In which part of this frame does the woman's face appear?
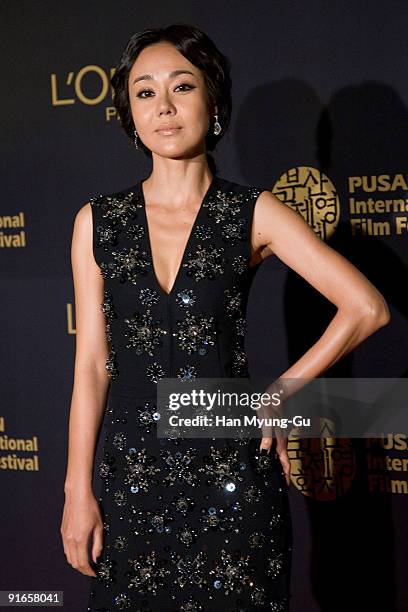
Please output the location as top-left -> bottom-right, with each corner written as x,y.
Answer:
128,41 -> 213,158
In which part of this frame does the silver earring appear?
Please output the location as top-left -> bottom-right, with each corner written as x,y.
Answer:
133,129 -> 139,150
213,114 -> 221,136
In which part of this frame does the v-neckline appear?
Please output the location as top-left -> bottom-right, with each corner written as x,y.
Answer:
138,174 -> 218,298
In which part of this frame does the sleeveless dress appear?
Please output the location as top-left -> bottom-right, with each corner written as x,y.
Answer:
87,175 -> 293,612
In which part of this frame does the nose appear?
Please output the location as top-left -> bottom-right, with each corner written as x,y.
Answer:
156,92 -> 176,116
158,105 -> 176,117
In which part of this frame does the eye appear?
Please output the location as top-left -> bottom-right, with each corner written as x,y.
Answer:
175,82 -> 195,92
136,83 -> 195,98
136,89 -> 153,98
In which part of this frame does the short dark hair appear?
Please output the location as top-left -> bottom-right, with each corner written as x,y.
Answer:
110,23 -> 232,160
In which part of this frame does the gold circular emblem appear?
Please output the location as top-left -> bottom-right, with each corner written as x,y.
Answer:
272,166 -> 340,240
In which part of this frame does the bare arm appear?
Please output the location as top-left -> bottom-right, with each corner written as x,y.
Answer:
253,191 -> 391,466
252,190 -> 390,382
64,202 -> 111,492
61,202 -> 110,576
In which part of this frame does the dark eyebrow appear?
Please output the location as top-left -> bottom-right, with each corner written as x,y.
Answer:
131,69 -> 195,85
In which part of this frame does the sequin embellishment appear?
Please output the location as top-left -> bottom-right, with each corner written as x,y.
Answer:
126,224 -> 145,241
146,362 -> 165,383
172,312 -> 216,355
199,446 -> 244,491
127,551 -> 170,593
221,218 -> 247,244
194,224 -> 213,241
176,289 -> 197,309
124,309 -> 167,356
101,290 -> 117,342
90,191 -> 141,226
232,254 -> 248,275
177,365 -> 198,381
209,549 -> 252,594
224,286 -> 243,318
100,246 -> 150,285
171,550 -> 208,589
124,448 -> 161,492
160,448 -> 200,486
182,245 -> 226,282
88,179 -> 292,612
139,287 -> 160,306
105,347 -> 119,380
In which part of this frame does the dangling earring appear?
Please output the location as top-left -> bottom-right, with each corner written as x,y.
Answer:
133,129 -> 139,150
213,114 -> 221,136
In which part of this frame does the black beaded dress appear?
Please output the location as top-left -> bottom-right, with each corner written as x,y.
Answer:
87,175 -> 293,612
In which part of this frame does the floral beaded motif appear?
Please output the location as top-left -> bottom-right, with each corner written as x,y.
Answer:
123,308 -> 167,356
124,447 -> 161,493
95,223 -> 120,251
182,244 -> 227,282
90,192 -> 141,255
199,446 -> 244,491
160,448 -> 200,486
202,186 -> 262,223
177,365 -> 198,381
221,218 -> 247,245
145,361 -> 165,383
210,548 -> 252,594
88,179 -> 292,612
171,550 -> 208,589
100,245 -> 150,285
172,312 -> 216,355
138,287 -> 160,306
90,191 -> 141,226
127,551 -> 169,593
125,223 -> 145,241
129,504 -> 174,536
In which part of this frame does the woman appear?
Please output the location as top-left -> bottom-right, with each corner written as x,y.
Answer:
61,24 -> 390,611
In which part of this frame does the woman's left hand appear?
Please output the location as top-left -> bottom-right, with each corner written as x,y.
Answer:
260,433 -> 291,487
258,379 -> 291,486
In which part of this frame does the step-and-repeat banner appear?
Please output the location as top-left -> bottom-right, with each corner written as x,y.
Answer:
1,1 -> 407,610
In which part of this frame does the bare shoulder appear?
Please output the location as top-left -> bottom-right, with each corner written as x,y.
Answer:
71,202 -> 96,268
74,201 -> 93,228
250,189 -> 311,262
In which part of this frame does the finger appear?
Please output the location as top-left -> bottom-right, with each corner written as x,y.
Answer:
260,437 -> 273,453
259,419 -> 274,451
67,540 -> 76,567
62,540 -> 72,566
92,524 -> 104,564
259,437 -> 273,452
70,541 -> 79,572
77,540 -> 97,577
61,523 -> 71,565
